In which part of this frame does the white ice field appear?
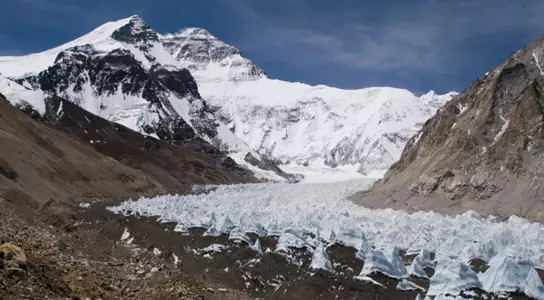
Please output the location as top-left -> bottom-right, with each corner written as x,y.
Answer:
108,179 -> 544,299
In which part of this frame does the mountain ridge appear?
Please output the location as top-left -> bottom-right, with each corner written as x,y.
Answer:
0,15 -> 455,181
157,20 -> 457,177
0,15 -> 293,182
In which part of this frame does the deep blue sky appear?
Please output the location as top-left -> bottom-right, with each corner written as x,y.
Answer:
1,0 -> 543,94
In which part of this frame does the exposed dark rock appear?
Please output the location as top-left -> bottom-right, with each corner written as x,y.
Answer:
0,159 -> 17,181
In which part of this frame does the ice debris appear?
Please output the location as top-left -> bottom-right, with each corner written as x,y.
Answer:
396,279 -> 426,292
120,228 -> 134,245
353,275 -> 385,288
172,253 -> 180,266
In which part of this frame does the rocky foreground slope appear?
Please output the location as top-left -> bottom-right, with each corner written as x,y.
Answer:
354,33 -> 544,220
0,90 -> 258,299
0,92 -> 255,211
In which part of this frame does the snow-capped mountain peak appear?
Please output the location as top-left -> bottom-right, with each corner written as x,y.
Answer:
159,26 -> 457,178
0,16 -> 455,182
0,16 -> 293,182
419,90 -> 458,109
111,15 -> 159,43
160,27 -> 266,81
168,27 -> 217,39
0,15 -> 181,78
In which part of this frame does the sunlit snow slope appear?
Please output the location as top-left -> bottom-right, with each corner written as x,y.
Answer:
109,181 -> 544,299
160,29 -> 457,175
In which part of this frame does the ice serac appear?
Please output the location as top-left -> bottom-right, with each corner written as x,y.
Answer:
359,247 -> 407,279
309,243 -> 334,273
160,27 -> 456,178
0,16 -> 292,182
408,249 -> 434,278
356,32 -> 544,219
479,255 -> 544,299
427,257 -> 482,298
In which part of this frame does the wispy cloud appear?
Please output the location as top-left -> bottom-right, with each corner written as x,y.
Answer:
226,0 -> 544,79
4,0 -> 544,92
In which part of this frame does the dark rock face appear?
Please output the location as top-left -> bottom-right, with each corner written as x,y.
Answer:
18,43 -> 216,144
112,16 -> 159,44
0,158 -> 17,181
354,35 -> 544,220
244,152 -> 299,183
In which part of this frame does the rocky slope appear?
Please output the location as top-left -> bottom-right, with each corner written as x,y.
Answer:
0,91 -> 256,212
353,34 -> 544,220
160,28 -> 456,176
0,16 -> 292,182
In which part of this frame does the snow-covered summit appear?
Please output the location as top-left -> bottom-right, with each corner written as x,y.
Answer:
0,15 -> 456,181
0,16 -> 136,78
0,16 -> 292,182
160,27 -> 266,82
159,24 -> 457,177
419,90 -> 458,109
161,28 -> 216,39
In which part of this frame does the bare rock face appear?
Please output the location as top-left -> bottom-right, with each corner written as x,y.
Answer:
354,34 -> 544,220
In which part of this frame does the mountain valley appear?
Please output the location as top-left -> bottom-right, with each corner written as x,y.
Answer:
0,13 -> 543,300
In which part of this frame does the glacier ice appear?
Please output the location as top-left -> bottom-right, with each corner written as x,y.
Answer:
408,249 -> 435,278
359,247 -> 408,279
479,255 -> 544,299
0,75 -> 46,114
251,238 -> 263,255
355,232 -> 372,261
228,227 -> 251,245
108,180 -> 544,297
276,228 -> 313,253
310,242 -> 334,273
426,257 -> 482,298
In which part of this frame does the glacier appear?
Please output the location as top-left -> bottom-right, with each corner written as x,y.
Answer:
108,180 -> 544,298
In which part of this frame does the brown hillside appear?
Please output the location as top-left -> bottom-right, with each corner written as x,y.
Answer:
353,35 -> 544,220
